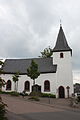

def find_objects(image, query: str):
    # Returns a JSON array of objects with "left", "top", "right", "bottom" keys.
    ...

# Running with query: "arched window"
[
  {"left": 6, "top": 80, "right": 11, "bottom": 90},
  {"left": 24, "top": 81, "right": 30, "bottom": 91},
  {"left": 60, "top": 53, "right": 64, "bottom": 58},
  {"left": 44, "top": 80, "right": 50, "bottom": 91}
]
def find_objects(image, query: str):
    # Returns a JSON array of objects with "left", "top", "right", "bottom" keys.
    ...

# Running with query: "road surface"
[{"left": 1, "top": 95, "right": 80, "bottom": 120}]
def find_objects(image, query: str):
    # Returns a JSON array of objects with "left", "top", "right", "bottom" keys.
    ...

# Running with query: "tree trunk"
[
  {"left": 33, "top": 79, "right": 35, "bottom": 92},
  {"left": 33, "top": 79, "right": 35, "bottom": 86},
  {"left": 17, "top": 81, "right": 18, "bottom": 92},
  {"left": 0, "top": 87, "right": 2, "bottom": 91},
  {"left": 14, "top": 82, "right": 16, "bottom": 92}
]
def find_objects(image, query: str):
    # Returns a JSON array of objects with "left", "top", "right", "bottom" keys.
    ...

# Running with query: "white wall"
[
  {"left": 53, "top": 51, "right": 73, "bottom": 98},
  {"left": 1, "top": 73, "right": 57, "bottom": 95},
  {"left": 36, "top": 73, "right": 57, "bottom": 94}
]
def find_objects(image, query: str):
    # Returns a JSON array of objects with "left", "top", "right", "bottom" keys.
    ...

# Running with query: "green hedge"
[
  {"left": 19, "top": 92, "right": 28, "bottom": 96},
  {"left": 29, "top": 92, "right": 41, "bottom": 96},
  {"left": 10, "top": 91, "right": 20, "bottom": 96},
  {"left": 0, "top": 91, "right": 28, "bottom": 97},
  {"left": 0, "top": 91, "right": 19, "bottom": 96},
  {"left": 0, "top": 91, "right": 56, "bottom": 98},
  {"left": 41, "top": 93, "right": 56, "bottom": 98},
  {"left": 0, "top": 91, "right": 11, "bottom": 94},
  {"left": 28, "top": 96, "right": 40, "bottom": 101}
]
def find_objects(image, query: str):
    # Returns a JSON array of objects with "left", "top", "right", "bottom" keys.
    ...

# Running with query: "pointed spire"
[{"left": 53, "top": 26, "right": 72, "bottom": 53}]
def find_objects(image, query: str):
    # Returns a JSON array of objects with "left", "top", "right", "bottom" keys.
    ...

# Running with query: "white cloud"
[{"left": 0, "top": 0, "right": 80, "bottom": 82}]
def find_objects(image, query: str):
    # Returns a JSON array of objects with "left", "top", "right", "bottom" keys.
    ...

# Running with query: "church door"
[{"left": 59, "top": 86, "right": 65, "bottom": 98}]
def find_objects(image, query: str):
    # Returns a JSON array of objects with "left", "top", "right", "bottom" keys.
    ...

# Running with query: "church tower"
[{"left": 53, "top": 25, "right": 73, "bottom": 98}]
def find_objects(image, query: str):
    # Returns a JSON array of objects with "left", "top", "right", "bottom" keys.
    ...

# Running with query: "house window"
[
  {"left": 24, "top": 81, "right": 30, "bottom": 91},
  {"left": 44, "top": 80, "right": 50, "bottom": 91},
  {"left": 60, "top": 53, "right": 64, "bottom": 58},
  {"left": 6, "top": 80, "right": 11, "bottom": 90}
]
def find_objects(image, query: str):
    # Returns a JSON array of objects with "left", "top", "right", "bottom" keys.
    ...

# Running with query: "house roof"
[
  {"left": 53, "top": 26, "right": 72, "bottom": 52},
  {"left": 2, "top": 57, "right": 57, "bottom": 74}
]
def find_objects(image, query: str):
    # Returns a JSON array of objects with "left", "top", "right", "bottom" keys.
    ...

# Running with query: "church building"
[{"left": 1, "top": 25, "right": 73, "bottom": 98}]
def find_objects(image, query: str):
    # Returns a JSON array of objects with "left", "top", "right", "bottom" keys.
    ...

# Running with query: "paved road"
[
  {"left": 7, "top": 110, "right": 80, "bottom": 120},
  {"left": 1, "top": 95, "right": 80, "bottom": 120},
  {"left": 19, "top": 111, "right": 80, "bottom": 120}
]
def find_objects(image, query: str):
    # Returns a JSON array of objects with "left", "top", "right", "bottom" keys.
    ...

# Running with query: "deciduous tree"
[
  {"left": 40, "top": 46, "right": 53, "bottom": 58},
  {"left": 27, "top": 60, "right": 40, "bottom": 87},
  {"left": 12, "top": 72, "right": 20, "bottom": 92},
  {"left": 0, "top": 60, "right": 7, "bottom": 120}
]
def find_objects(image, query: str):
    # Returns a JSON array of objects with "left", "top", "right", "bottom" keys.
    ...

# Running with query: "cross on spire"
[{"left": 60, "top": 19, "right": 62, "bottom": 27}]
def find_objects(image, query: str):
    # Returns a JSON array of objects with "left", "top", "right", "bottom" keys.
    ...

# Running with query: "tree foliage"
[
  {"left": 0, "top": 61, "right": 4, "bottom": 66},
  {"left": 0, "top": 77, "right": 6, "bottom": 91},
  {"left": 0, "top": 97, "right": 8, "bottom": 120},
  {"left": 0, "top": 60, "right": 4, "bottom": 75},
  {"left": 0, "top": 61, "right": 6, "bottom": 91},
  {"left": 12, "top": 72, "right": 20, "bottom": 83},
  {"left": 0, "top": 61, "right": 7, "bottom": 120},
  {"left": 12, "top": 72, "right": 20, "bottom": 91},
  {"left": 40, "top": 46, "right": 53, "bottom": 58},
  {"left": 27, "top": 60, "right": 40, "bottom": 85}
]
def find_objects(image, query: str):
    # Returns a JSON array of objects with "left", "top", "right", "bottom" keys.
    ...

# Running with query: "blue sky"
[{"left": 0, "top": 0, "right": 80, "bottom": 83}]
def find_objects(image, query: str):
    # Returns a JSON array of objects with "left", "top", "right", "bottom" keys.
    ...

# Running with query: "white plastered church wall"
[
  {"left": 1, "top": 73, "right": 57, "bottom": 95},
  {"left": 53, "top": 51, "right": 73, "bottom": 98},
  {"left": 36, "top": 73, "right": 57, "bottom": 94}
]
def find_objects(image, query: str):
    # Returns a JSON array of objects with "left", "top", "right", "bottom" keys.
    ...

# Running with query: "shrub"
[
  {"left": 0, "top": 97, "right": 8, "bottom": 120},
  {"left": 77, "top": 96, "right": 80, "bottom": 102},
  {"left": 0, "top": 91, "right": 11, "bottom": 94},
  {"left": 29, "top": 92, "right": 41, "bottom": 96},
  {"left": 28, "top": 96, "right": 40, "bottom": 101},
  {"left": 41, "top": 93, "right": 56, "bottom": 98},
  {"left": 19, "top": 92, "right": 28, "bottom": 96},
  {"left": 10, "top": 91, "right": 19, "bottom": 96}
]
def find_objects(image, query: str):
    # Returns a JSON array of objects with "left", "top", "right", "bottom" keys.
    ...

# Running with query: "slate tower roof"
[{"left": 53, "top": 25, "right": 72, "bottom": 53}]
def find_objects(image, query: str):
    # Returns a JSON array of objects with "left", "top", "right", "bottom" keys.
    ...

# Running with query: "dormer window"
[{"left": 60, "top": 53, "right": 64, "bottom": 58}]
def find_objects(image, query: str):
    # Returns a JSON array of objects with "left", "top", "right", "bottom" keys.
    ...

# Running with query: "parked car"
[{"left": 77, "top": 93, "right": 80, "bottom": 97}]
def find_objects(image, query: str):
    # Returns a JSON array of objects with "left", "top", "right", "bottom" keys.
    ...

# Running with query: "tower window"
[{"left": 60, "top": 53, "right": 64, "bottom": 58}]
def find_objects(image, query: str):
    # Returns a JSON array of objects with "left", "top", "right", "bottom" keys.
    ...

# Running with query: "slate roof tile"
[
  {"left": 2, "top": 57, "right": 57, "bottom": 74},
  {"left": 53, "top": 26, "right": 72, "bottom": 52}
]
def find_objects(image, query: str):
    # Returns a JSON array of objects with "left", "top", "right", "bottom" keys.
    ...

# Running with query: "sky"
[{"left": 0, "top": 0, "right": 80, "bottom": 83}]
